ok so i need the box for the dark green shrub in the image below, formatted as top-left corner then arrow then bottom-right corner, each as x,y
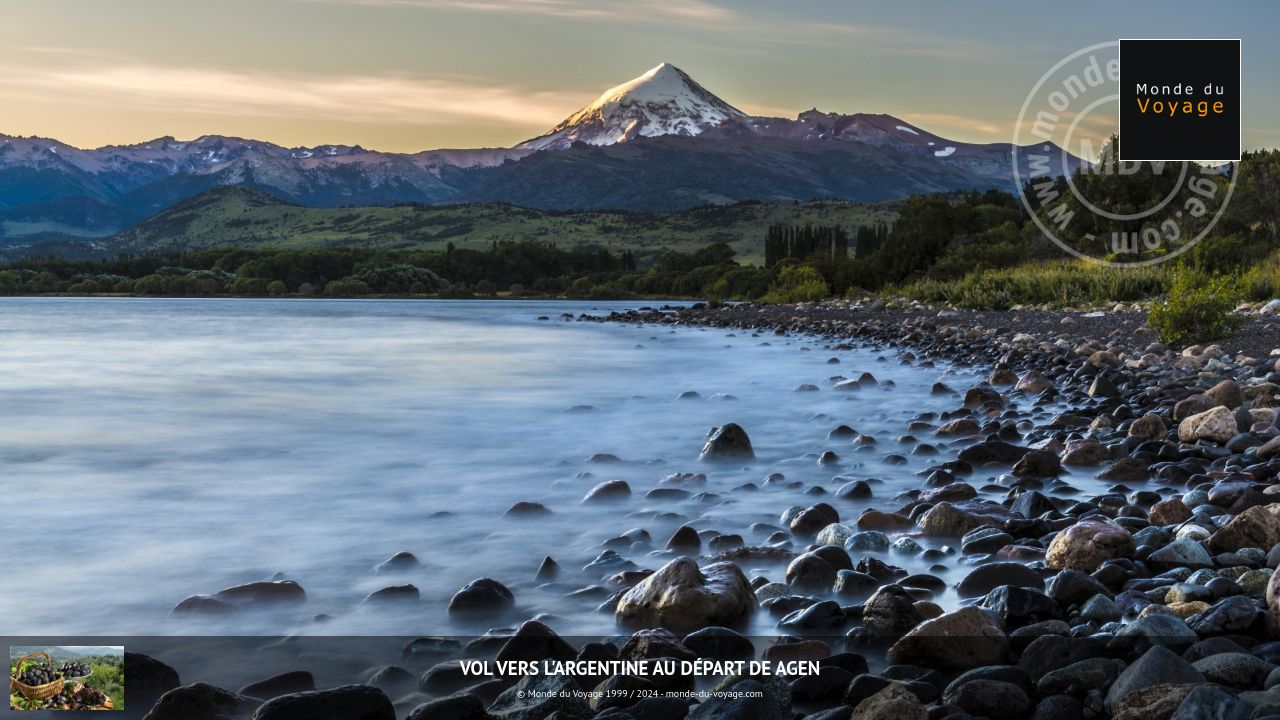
1148,266 -> 1243,345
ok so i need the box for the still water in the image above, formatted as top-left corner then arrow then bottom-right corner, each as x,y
0,298 -> 989,637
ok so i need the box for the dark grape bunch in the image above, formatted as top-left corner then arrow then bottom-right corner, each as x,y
17,665 -> 59,686
39,684 -> 108,710
59,661 -> 91,677
72,686 -> 107,707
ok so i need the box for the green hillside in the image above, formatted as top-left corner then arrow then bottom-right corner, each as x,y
107,187 -> 896,265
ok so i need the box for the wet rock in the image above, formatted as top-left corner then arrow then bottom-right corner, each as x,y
447,578 -> 514,616
364,585 -> 418,603
583,480 -> 632,503
505,501 -> 553,517
252,685 -> 394,720
1191,652 -> 1273,688
489,674 -> 588,720
406,695 -> 487,720
142,683 -> 245,720
834,570 -> 879,600
535,556 -> 560,581
1109,683 -> 1196,720
1036,657 -> 1122,697
125,652 -> 181,712
862,585 -> 926,637
856,510 -> 913,531
785,553 -> 837,592
1046,568 -> 1113,606
1178,406 -> 1237,444
700,424 -> 755,460
944,679 -> 1030,720
496,620 -> 578,664
1061,439 -> 1111,465
373,551 -> 419,573
790,666 -> 854,706
1147,538 -> 1214,570
683,626 -> 754,660
1017,635 -> 1107,678
1079,594 -> 1122,623
1013,450 -> 1062,478
1169,684 -> 1250,720
887,606 -> 1009,671
1149,498 -> 1192,525
240,671 -> 316,701
779,600 -> 847,631
1207,505 -> 1280,553
791,503 -> 840,536
1046,521 -> 1135,572
1031,694 -> 1085,720
175,581 -> 306,614
1206,379 -> 1244,408
957,439 -> 1026,465
964,385 -> 1005,409
615,557 -> 755,633
1104,646 -> 1204,711
849,682 -> 926,720
957,562 -> 1044,598
816,523 -> 855,547
1128,413 -> 1168,440
665,525 -> 701,553
1016,372 -> 1054,394
1189,595 -> 1261,634
979,585 -> 1059,625
916,502 -> 989,537
845,531 -> 891,552
937,418 -> 981,435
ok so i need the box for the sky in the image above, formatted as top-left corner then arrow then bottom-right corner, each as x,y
2,0 -> 1277,153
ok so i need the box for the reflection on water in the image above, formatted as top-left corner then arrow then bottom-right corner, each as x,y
0,298 -> 1002,637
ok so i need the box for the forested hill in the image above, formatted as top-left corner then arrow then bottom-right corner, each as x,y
91,187 -> 895,265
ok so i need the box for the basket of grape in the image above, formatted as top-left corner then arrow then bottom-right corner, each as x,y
10,652 -> 63,701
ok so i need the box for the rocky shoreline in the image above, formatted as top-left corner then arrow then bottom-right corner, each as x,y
119,299 -> 1280,720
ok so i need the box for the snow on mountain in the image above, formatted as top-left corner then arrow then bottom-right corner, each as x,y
517,63 -> 746,151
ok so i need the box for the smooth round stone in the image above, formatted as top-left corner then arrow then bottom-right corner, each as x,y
891,537 -> 924,555
845,531 -> 891,552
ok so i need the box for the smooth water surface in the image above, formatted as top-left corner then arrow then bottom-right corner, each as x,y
0,298 -> 995,637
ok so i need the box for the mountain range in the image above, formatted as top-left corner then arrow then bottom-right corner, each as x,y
0,63 -> 1079,251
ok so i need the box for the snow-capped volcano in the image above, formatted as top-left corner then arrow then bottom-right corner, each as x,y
517,63 -> 745,151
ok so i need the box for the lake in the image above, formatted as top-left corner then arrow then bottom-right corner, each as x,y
0,297 -> 986,637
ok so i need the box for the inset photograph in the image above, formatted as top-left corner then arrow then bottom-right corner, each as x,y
9,646 -> 123,711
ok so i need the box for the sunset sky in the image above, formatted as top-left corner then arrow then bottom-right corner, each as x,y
3,0 -> 1278,153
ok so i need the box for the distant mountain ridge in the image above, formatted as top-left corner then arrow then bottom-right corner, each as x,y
0,62 -> 1080,249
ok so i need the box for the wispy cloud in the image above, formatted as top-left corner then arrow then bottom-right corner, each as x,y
901,113 -> 1007,137
0,61 -> 591,128
298,0 -> 735,22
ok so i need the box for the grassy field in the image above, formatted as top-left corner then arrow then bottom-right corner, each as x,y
109,187 -> 896,265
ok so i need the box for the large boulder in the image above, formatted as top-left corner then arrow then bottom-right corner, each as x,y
1206,505 -> 1280,553
700,424 -> 754,460
447,578 -> 514,616
862,585 -> 925,637
489,674 -> 589,720
1104,646 -> 1204,711
615,557 -> 755,633
252,685 -> 394,720
886,606 -> 1010,671
850,682 -> 927,720
143,683 -> 245,720
1045,521 -> 1135,572
125,652 -> 181,712
174,580 -> 306,614
1177,406 -> 1237,444
917,502 -> 994,537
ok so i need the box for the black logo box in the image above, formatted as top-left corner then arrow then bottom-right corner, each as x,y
1119,39 -> 1241,162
